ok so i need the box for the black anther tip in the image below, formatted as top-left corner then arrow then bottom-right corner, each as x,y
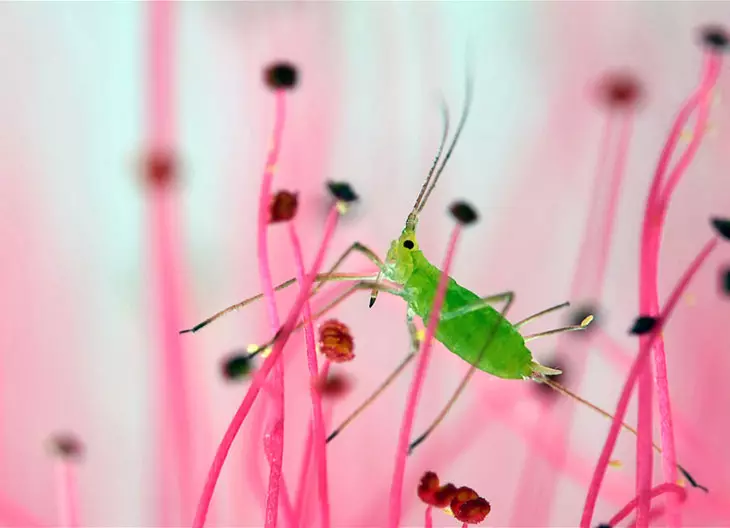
327,181 -> 359,203
369,297 -> 376,308
326,430 -> 339,443
629,316 -> 657,335
222,354 -> 253,381
711,217 -> 730,241
449,201 -> 478,225
51,433 -> 85,460
595,524 -> 612,528
700,26 -> 729,51
264,62 -> 298,90
721,266 -> 730,297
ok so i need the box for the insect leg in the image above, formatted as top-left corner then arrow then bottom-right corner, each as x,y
179,272 -> 377,334
522,315 -> 593,343
439,291 -> 514,321
326,308 -> 421,443
513,301 -> 570,329
246,280 -> 403,358
408,293 -> 515,454
312,242 -> 385,296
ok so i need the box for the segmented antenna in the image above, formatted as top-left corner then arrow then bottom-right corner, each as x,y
418,70 -> 474,214
411,101 -> 450,215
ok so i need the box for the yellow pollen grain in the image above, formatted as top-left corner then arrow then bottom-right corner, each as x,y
680,129 -> 693,142
608,459 -> 622,468
336,201 -> 350,215
676,478 -> 686,488
261,345 -> 273,358
580,315 -> 594,328
685,293 -> 696,306
416,329 -> 426,342
442,506 -> 454,517
246,343 -> 259,354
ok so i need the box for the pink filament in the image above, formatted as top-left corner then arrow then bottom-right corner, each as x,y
609,483 -> 687,527
55,460 -> 79,528
580,237 -> 718,528
255,88 -> 293,528
388,224 -> 463,528
288,222 -> 331,528
635,51 -> 722,527
145,2 -> 194,524
192,206 -> 340,528
424,506 -> 433,528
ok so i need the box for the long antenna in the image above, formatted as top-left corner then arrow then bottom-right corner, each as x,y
417,60 -> 474,214
411,101 -> 450,215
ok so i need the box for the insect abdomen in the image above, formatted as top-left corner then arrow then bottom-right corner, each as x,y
404,258 -> 533,380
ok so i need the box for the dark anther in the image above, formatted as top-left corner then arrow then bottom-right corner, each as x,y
597,72 -> 643,109
449,201 -> 479,225
270,190 -> 299,223
721,266 -> 730,297
403,240 -> 415,249
700,26 -> 729,51
222,353 -> 253,381
50,433 -> 85,460
711,217 -> 730,241
143,150 -> 176,188
264,62 -> 298,89
629,316 -> 658,335
595,524 -> 613,528
327,181 -> 359,203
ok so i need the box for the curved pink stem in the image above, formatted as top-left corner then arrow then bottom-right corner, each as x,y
609,483 -> 687,527
635,51 -> 722,527
388,224 -> 463,528
580,237 -> 718,528
192,206 -> 340,528
288,223 -> 331,528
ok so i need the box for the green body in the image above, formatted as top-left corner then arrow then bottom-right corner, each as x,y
383,232 -> 534,380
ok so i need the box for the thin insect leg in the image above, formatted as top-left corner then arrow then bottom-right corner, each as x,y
312,242 -> 385,297
408,294 -> 515,454
439,291 -> 514,322
513,301 -> 571,329
247,281 -> 403,358
523,316 -> 593,343
326,309 -> 421,443
180,272 -> 376,334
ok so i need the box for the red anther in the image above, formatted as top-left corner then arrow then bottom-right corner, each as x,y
144,150 -> 176,187
269,190 -> 298,223
450,486 -> 479,515
318,319 -> 355,363
418,472 -> 458,508
596,72 -> 643,109
453,497 -> 491,524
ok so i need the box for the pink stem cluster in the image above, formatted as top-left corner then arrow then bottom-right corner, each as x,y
256,87 -> 295,528
635,51 -> 722,527
288,223 -> 331,528
609,483 -> 687,527
580,237 -> 719,528
192,206 -> 340,528
388,224 -> 463,528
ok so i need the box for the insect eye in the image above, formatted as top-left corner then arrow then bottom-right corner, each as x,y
403,240 -> 415,250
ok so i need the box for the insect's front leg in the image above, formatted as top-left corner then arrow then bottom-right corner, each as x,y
439,291 -> 515,321
313,242 -> 385,295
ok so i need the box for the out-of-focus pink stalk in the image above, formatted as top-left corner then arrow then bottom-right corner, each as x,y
388,224 -> 463,528
255,87 -> 294,528
145,3 -> 194,524
510,85 -> 635,528
424,505 -> 433,528
54,460 -> 79,528
635,51 -> 722,527
288,223 -> 331,528
610,483 -> 687,527
0,495 -> 46,527
193,206 -> 340,528
580,237 -> 718,528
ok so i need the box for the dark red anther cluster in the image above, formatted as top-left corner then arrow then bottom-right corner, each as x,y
418,471 -> 491,524
269,190 -> 298,223
313,371 -> 352,398
318,319 -> 355,363
143,150 -> 176,188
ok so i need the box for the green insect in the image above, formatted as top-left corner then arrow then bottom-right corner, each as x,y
181,78 -> 702,489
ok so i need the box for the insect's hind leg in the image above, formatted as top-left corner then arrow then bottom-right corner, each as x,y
513,301 -> 570,329
408,292 -> 515,454
326,308 -> 421,443
439,291 -> 514,321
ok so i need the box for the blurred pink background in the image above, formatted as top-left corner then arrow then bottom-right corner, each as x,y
1,2 -> 730,527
